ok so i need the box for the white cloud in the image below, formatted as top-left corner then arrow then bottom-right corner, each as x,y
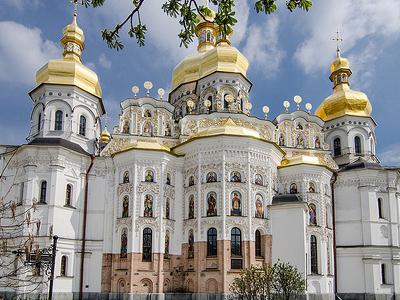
0,21 -> 60,85
242,16 -> 284,77
230,0 -> 250,45
1,0 -> 41,10
379,143 -> 400,166
294,0 -> 400,74
98,53 -> 112,69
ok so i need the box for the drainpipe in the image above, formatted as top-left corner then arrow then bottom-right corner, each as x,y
79,155 -> 95,300
331,172 -> 338,295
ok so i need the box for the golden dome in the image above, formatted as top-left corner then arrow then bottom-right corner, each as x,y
171,8 -> 248,90
100,127 -> 111,143
172,43 -> 249,90
280,154 -> 337,171
190,118 -> 262,140
315,53 -> 372,121
34,14 -> 102,98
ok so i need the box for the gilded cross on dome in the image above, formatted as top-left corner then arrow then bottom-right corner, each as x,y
332,30 -> 343,57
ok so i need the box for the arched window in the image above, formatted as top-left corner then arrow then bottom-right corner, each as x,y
381,264 -> 387,284
144,110 -> 152,117
65,184 -> 72,206
145,170 -> 154,182
207,228 -> 217,257
333,138 -> 341,156
309,204 -> 317,225
142,228 -> 152,262
123,171 -> 129,183
122,121 -> 130,133
255,230 -> 262,257
231,227 -> 242,257
378,198 -> 384,219
120,229 -> 128,258
122,196 -> 129,218
206,31 -> 211,42
37,113 -> 41,132
290,183 -> 298,194
188,230 -> 194,258
310,235 -> 318,274
55,110 -> 63,131
166,173 -> 171,185
207,95 -> 213,111
143,122 -> 153,136
79,115 -> 86,136
206,172 -> 217,183
39,181 -> 47,204
60,256 -> 68,276
354,136 -> 362,154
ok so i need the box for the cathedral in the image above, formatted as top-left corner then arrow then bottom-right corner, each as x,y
0,6 -> 399,300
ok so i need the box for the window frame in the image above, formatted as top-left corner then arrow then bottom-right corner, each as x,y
55,110 -> 63,131
65,184 -> 72,207
39,181 -> 47,204
79,115 -> 87,136
142,228 -> 153,262
207,228 -> 218,257
333,137 -> 341,157
310,235 -> 318,274
255,230 -> 262,257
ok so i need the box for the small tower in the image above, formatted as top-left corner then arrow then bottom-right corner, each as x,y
316,46 -> 377,166
28,6 -> 105,154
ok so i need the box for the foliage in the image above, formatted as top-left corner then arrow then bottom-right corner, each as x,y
0,146 -> 51,294
78,0 -> 313,49
229,261 -> 305,300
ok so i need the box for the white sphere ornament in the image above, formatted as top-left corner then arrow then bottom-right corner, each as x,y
294,95 -> 302,110
204,99 -> 211,108
262,105 -> 270,119
187,99 -> 195,113
305,103 -> 313,113
157,88 -> 165,100
131,85 -> 139,97
245,102 -> 252,110
144,81 -> 153,95
283,100 -> 290,112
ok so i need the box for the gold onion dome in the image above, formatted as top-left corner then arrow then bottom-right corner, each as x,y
100,126 -> 111,143
35,12 -> 102,98
315,52 -> 372,121
171,8 -> 249,90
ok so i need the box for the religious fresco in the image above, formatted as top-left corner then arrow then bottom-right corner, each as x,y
145,170 -> 154,182
122,196 -> 129,218
255,194 -> 264,218
230,171 -> 241,182
231,191 -> 242,216
309,182 -> 316,193
123,171 -> 130,183
206,172 -> 217,183
290,183 -> 298,194
120,230 -> 128,258
309,204 -> 317,225
255,174 -> 263,186
144,194 -> 153,217
188,195 -> 195,219
207,192 -> 217,216
188,175 -> 195,186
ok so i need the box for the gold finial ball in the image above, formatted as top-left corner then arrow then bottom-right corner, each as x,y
187,99 -> 195,109
283,100 -> 290,109
131,85 -> 139,96
293,95 -> 302,104
225,94 -> 234,103
204,99 -> 211,108
157,88 -> 165,99
245,102 -> 252,110
305,103 -> 313,112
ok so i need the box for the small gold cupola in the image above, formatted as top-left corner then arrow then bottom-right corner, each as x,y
315,47 -> 372,122
34,4 -> 102,98
195,8 -> 217,52
100,126 -> 111,144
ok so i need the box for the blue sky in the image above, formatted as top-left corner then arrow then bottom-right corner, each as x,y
0,0 -> 399,165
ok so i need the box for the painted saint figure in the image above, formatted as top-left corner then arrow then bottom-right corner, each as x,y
231,171 -> 241,182
120,230 -> 127,258
188,176 -> 195,186
296,134 -> 304,147
144,195 -> 153,217
207,192 -> 217,216
165,232 -> 170,256
309,182 -> 316,193
188,195 -> 195,219
122,196 -> 129,218
255,174 -> 263,186
315,136 -> 321,148
143,122 -> 152,136
206,172 -> 217,183
188,230 -> 194,258
123,171 -> 129,183
122,121 -> 130,134
279,134 -> 285,146
231,191 -> 242,216
165,198 -> 170,219
309,204 -> 317,225
290,183 -> 298,194
255,194 -> 264,218
145,170 -> 154,182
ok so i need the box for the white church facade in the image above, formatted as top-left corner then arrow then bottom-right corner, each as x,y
0,7 -> 399,300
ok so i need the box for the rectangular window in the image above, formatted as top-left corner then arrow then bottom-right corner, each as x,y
18,182 -> 24,205
381,264 -> 386,284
